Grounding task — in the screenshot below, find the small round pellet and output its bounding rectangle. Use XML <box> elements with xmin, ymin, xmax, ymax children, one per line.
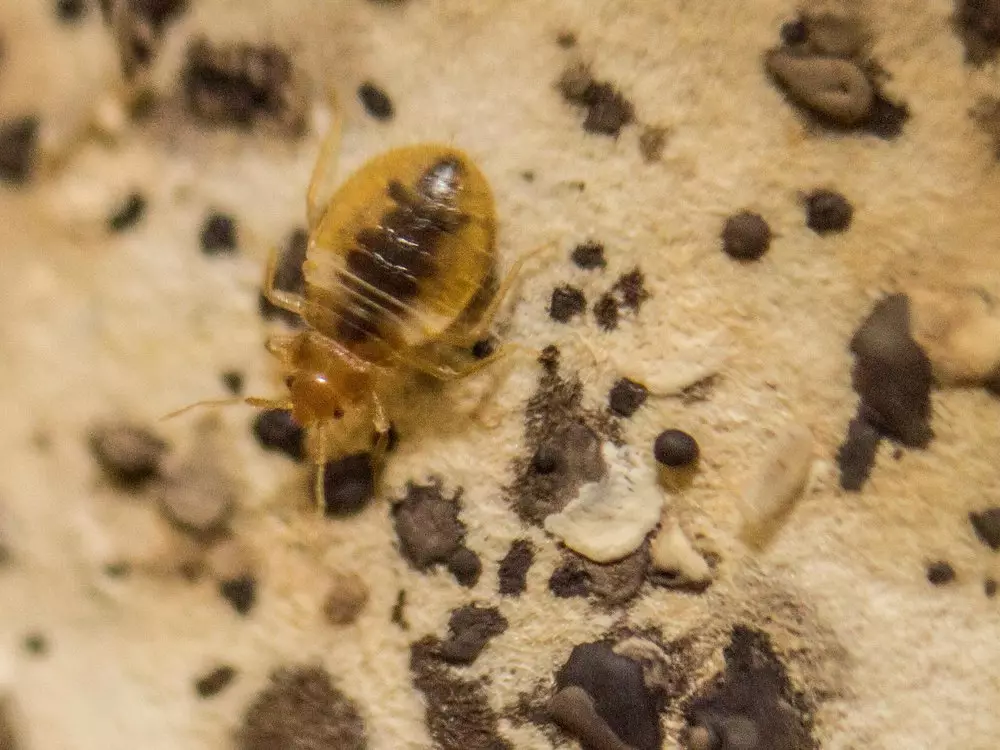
<box><xmin>653</xmin><ymin>429</ymin><xmax>700</xmax><ymax>468</ymax></box>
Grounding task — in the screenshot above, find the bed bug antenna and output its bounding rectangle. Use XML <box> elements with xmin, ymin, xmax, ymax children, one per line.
<box><xmin>161</xmin><ymin>396</ymin><xmax>291</xmax><ymax>421</ymax></box>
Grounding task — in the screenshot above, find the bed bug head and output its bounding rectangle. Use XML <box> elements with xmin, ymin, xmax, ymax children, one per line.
<box><xmin>281</xmin><ymin>332</ymin><xmax>372</xmax><ymax>429</ymax></box>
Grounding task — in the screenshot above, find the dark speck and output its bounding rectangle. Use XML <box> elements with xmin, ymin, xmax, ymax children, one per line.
<box><xmin>471</xmin><ymin>338</ymin><xmax>495</xmax><ymax>359</ymax></box>
<box><xmin>639</xmin><ymin>126</ymin><xmax>668</xmax><ymax>162</ymax></box>
<box><xmin>549</xmin><ymin>560</ymin><xmax>591</xmax><ymax>598</ymax></box>
<box><xmin>107</xmin><ymin>192</ymin><xmax>146</xmax><ymax>232</ymax></box>
<box><xmin>538</xmin><ymin>344</ymin><xmax>560</xmax><ymax>373</ymax></box>
<box><xmin>532</xmin><ymin>441</ymin><xmax>562</xmax><ymax>474</ymax></box>
<box><xmin>322</xmin><ymin>454</ymin><xmax>375</xmax><ymax>517</ymax></box>
<box><xmin>864</xmin><ymin>93</ymin><xmax>910</xmax><ymax>140</ymax></box>
<box><xmin>200</xmin><ymin>212</ymin><xmax>238</xmax><ymax>254</ymax></box>
<box><xmin>358</xmin><ymin>81</ymin><xmax>394</xmax><ymax>121</ymax></box>
<box><xmin>498</xmin><ymin>539</ymin><xmax>533</xmax><ymax>596</ymax></box>
<box><xmin>653</xmin><ymin>429</ymin><xmax>699</xmax><ymax>467</ymax></box>
<box><xmin>392</xmin><ymin>480</ymin><xmax>466</xmax><ymax>570</ymax></box>
<box><xmin>0</xmin><ymin>116</ymin><xmax>40</xmax><ymax>185</ymax></box>
<box><xmin>836</xmin><ymin>415</ymin><xmax>881</xmax><ymax>491</ymax></box>
<box><xmin>969</xmin><ymin>508</ymin><xmax>1000</xmax><ymax>551</ymax></box>
<box><xmin>221</xmin><ymin>370</ymin><xmax>244</xmax><ymax>395</ymax></box>
<box><xmin>252</xmin><ymin>409</ymin><xmax>305</xmax><ymax>462</ymax></box>
<box><xmin>805</xmin><ymin>189</ymin><xmax>853</xmax><ymax>234</ymax></box>
<box><xmin>103</xmin><ymin>560</ymin><xmax>131</xmax><ymax>578</ymax></box>
<box><xmin>195</xmin><ymin>665</ymin><xmax>237</xmax><ymax>698</ymax></box>
<box><xmin>439</xmin><ymin>604</ymin><xmax>508</xmax><ymax>665</ymax></box>
<box><xmin>611</xmin><ymin>268</ymin><xmax>649</xmax><ymax>312</ymax></box>
<box><xmin>390</xmin><ymin>590</ymin><xmax>408</xmax><ymax>629</ymax></box>
<box><xmin>556</xmin><ymin>31</ymin><xmax>577</xmax><ymax>48</ymax></box>
<box><xmin>55</xmin><ymin>0</ymin><xmax>87</xmax><ymax>23</ymax></box>
<box><xmin>549</xmin><ymin>285</ymin><xmax>586</xmax><ymax>323</ymax></box>
<box><xmin>608</xmin><ymin>378</ymin><xmax>648</xmax><ymax>417</ymax></box>
<box><xmin>446</xmin><ymin>547</ymin><xmax>482</xmax><ymax>588</ymax></box>
<box><xmin>594</xmin><ymin>293</ymin><xmax>619</xmax><ymax>330</ymax></box>
<box><xmin>220</xmin><ymin>575</ymin><xmax>256</xmax><ymax>615</ymax></box>
<box><xmin>582</xmin><ymin>83</ymin><xmax>635</xmax><ymax>137</ymax></box>
<box><xmin>23</xmin><ymin>632</ymin><xmax>48</xmax><ymax>656</ymax></box>
<box><xmin>926</xmin><ymin>561</ymin><xmax>955</xmax><ymax>586</ymax></box>
<box><xmin>722</xmin><ymin>211</ymin><xmax>771</xmax><ymax>261</ymax></box>
<box><xmin>986</xmin><ymin>578</ymin><xmax>997</xmax><ymax>598</ymax></box>
<box><xmin>780</xmin><ymin>19</ymin><xmax>808</xmax><ymax>45</ymax></box>
<box><xmin>571</xmin><ymin>241</ymin><xmax>606</xmax><ymax>270</ymax></box>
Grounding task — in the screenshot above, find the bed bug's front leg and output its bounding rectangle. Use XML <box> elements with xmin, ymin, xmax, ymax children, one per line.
<box><xmin>370</xmin><ymin>392</ymin><xmax>391</xmax><ymax>471</ymax></box>
<box><xmin>263</xmin><ymin>246</ymin><xmax>308</xmax><ymax>317</ymax></box>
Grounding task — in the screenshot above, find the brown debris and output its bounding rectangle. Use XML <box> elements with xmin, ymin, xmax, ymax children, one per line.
<box><xmin>557</xmin><ymin>62</ymin><xmax>635</xmax><ymax>137</ymax></box>
<box><xmin>323</xmin><ymin>573</ymin><xmax>370</xmax><ymax>625</ymax></box>
<box><xmin>89</xmin><ymin>420</ymin><xmax>169</xmax><ymax>487</ymax></box>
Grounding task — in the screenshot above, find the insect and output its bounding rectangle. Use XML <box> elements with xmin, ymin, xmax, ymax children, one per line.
<box><xmin>170</xmin><ymin>107</ymin><xmax>537</xmax><ymax>510</ymax></box>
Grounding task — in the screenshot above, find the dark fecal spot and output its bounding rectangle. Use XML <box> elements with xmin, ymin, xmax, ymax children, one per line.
<box><xmin>55</xmin><ymin>0</ymin><xmax>87</xmax><ymax>23</ymax></box>
<box><xmin>556</xmin><ymin>642</ymin><xmax>662</xmax><ymax>750</ymax></box>
<box><xmin>183</xmin><ymin>37</ymin><xmax>307</xmax><ymax>136</ymax></box>
<box><xmin>252</xmin><ymin>409</ymin><xmax>305</xmax><ymax>462</ymax></box>
<box><xmin>23</xmin><ymin>632</ymin><xmax>48</xmax><ymax>656</ymax></box>
<box><xmin>237</xmin><ymin>665</ymin><xmax>366</xmax><ymax>750</ymax></box>
<box><xmin>684</xmin><ymin>626</ymin><xmax>815</xmax><ymax>750</ymax></box>
<box><xmin>259</xmin><ymin>228</ymin><xmax>308</xmax><ymax>325</ymax></box>
<box><xmin>221</xmin><ymin>370</ymin><xmax>244</xmax><ymax>395</ymax></box>
<box><xmin>862</xmin><ymin>92</ymin><xmax>910</xmax><ymax>139</ymax></box>
<box><xmin>582</xmin><ymin>544</ymin><xmax>650</xmax><ymax>606</ymax></box>
<box><xmin>219</xmin><ymin>575</ymin><xmax>256</xmax><ymax>615</ymax></box>
<box><xmin>532</xmin><ymin>441</ymin><xmax>562</xmax><ymax>474</ymax></box>
<box><xmin>653</xmin><ymin>429</ymin><xmax>700</xmax><ymax>468</ymax></box>
<box><xmin>969</xmin><ymin>508</ymin><xmax>1000</xmax><ymax>550</ymax></box>
<box><xmin>722</xmin><ymin>211</ymin><xmax>771</xmax><ymax>261</ymax></box>
<box><xmin>390</xmin><ymin>589</ymin><xmax>408</xmax><ymax>629</ymax></box>
<box><xmin>195</xmin><ymin>665</ymin><xmax>237</xmax><ymax>698</ymax></box>
<box><xmin>107</xmin><ymin>192</ymin><xmax>146</xmax><ymax>232</ymax></box>
<box><xmin>836</xmin><ymin>414</ymin><xmax>881</xmax><ymax>491</ymax></box>
<box><xmin>639</xmin><ymin>125</ymin><xmax>668</xmax><ymax>162</ymax></box>
<box><xmin>926</xmin><ymin>561</ymin><xmax>955</xmax><ymax>586</ymax></box>
<box><xmin>594</xmin><ymin>293</ymin><xmax>619</xmax><ymax>330</ymax></box>
<box><xmin>571</xmin><ymin>241</ymin><xmax>607</xmax><ymax>270</ymax></box>
<box><xmin>446</xmin><ymin>546</ymin><xmax>482</xmax><ymax>588</ymax></box>
<box><xmin>549</xmin><ymin>285</ymin><xmax>587</xmax><ymax>323</ymax></box>
<box><xmin>103</xmin><ymin>560</ymin><xmax>131</xmax><ymax>578</ymax></box>
<box><xmin>556</xmin><ymin>30</ymin><xmax>577</xmax><ymax>48</ymax></box>
<box><xmin>322</xmin><ymin>454</ymin><xmax>375</xmax><ymax>517</ymax></box>
<box><xmin>521</xmin><ymin>169</ymin><xmax>535</xmax><ymax>182</ymax></box>
<box><xmin>608</xmin><ymin>378</ymin><xmax>648</xmax><ymax>418</ymax></box>
<box><xmin>357</xmin><ymin>81</ymin><xmax>394</xmax><ymax>121</ymax></box>
<box><xmin>848</xmin><ymin>294</ymin><xmax>933</xmax><ymax>448</ymax></box>
<box><xmin>557</xmin><ymin>62</ymin><xmax>635</xmax><ymax>137</ymax></box>
<box><xmin>549</xmin><ymin>559</ymin><xmax>591</xmax><ymax>598</ymax></box>
<box><xmin>557</xmin><ymin>62</ymin><xmax>596</xmax><ymax>105</ymax></box>
<box><xmin>780</xmin><ymin>18</ymin><xmax>808</xmax><ymax>45</ymax></box>
<box><xmin>410</xmin><ymin>637</ymin><xmax>512</xmax><ymax>749</ymax></box>
<box><xmin>0</xmin><ymin>116</ymin><xmax>41</xmax><ymax>184</ymax></box>
<box><xmin>611</xmin><ymin>268</ymin><xmax>649</xmax><ymax>312</ymax></box>
<box><xmin>986</xmin><ymin>578</ymin><xmax>997</xmax><ymax>598</ymax></box>
<box><xmin>89</xmin><ymin>421</ymin><xmax>168</xmax><ymax>487</ymax></box>
<box><xmin>200</xmin><ymin>212</ymin><xmax>238</xmax><ymax>254</ymax></box>
<box><xmin>439</xmin><ymin>604</ymin><xmax>508</xmax><ymax>665</ymax></box>
<box><xmin>954</xmin><ymin>0</ymin><xmax>1000</xmax><ymax>65</ymax></box>
<box><xmin>392</xmin><ymin>480</ymin><xmax>466</xmax><ymax>570</ymax></box>
<box><xmin>498</xmin><ymin>539</ymin><xmax>534</xmax><ymax>596</ymax></box>
<box><xmin>471</xmin><ymin>338</ymin><xmax>495</xmax><ymax>359</ymax></box>
<box><xmin>538</xmin><ymin>344</ymin><xmax>560</xmax><ymax>373</ymax></box>
<box><xmin>804</xmin><ymin>189</ymin><xmax>853</xmax><ymax>233</ymax></box>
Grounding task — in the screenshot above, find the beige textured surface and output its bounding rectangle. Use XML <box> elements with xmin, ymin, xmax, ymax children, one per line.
<box><xmin>2</xmin><ymin>0</ymin><xmax>1000</xmax><ymax>748</ymax></box>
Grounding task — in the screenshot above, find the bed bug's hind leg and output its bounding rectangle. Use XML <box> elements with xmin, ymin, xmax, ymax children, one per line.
<box><xmin>306</xmin><ymin>88</ymin><xmax>344</xmax><ymax>231</ymax></box>
<box><xmin>263</xmin><ymin>246</ymin><xmax>307</xmax><ymax>317</ymax></box>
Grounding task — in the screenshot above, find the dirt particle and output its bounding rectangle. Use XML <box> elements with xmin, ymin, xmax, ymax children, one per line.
<box><xmin>322</xmin><ymin>454</ymin><xmax>375</xmax><ymax>517</ymax></box>
<box><xmin>610</xmin><ymin>268</ymin><xmax>649</xmax><ymax>313</ymax></box>
<box><xmin>835</xmin><ymin>414</ymin><xmax>881</xmax><ymax>492</ymax></box>
<box><xmin>237</xmin><ymin>665</ymin><xmax>366</xmax><ymax>750</ymax></box>
<box><xmin>557</xmin><ymin>62</ymin><xmax>635</xmax><ymax>137</ymax></box>
<box><xmin>684</xmin><ymin>625</ymin><xmax>814</xmax><ymax>750</ymax></box>
<box><xmin>556</xmin><ymin>641</ymin><xmax>661</xmax><ymax>750</ymax></box>
<box><xmin>594</xmin><ymin>292</ymin><xmax>619</xmax><ymax>330</ymax></box>
<box><xmin>22</xmin><ymin>632</ymin><xmax>48</xmax><ymax>656</ymax></box>
<box><xmin>195</xmin><ymin>664</ymin><xmax>237</xmax><ymax>698</ymax></box>
<box><xmin>55</xmin><ymin>0</ymin><xmax>87</xmax><ymax>23</ymax></box>
<box><xmin>410</xmin><ymin>637</ymin><xmax>512</xmax><ymax>750</ymax></box>
<box><xmin>439</xmin><ymin>604</ymin><xmax>509</xmax><ymax>665</ymax></box>
<box><xmin>323</xmin><ymin>572</ymin><xmax>369</xmax><ymax>625</ymax></box>
<box><xmin>252</xmin><ymin>409</ymin><xmax>305</xmax><ymax>462</ymax></box>
<box><xmin>200</xmin><ymin>212</ymin><xmax>238</xmax><ymax>254</ymax></box>
<box><xmin>259</xmin><ymin>228</ymin><xmax>309</xmax><ymax>325</ymax></box>
<box><xmin>954</xmin><ymin>0</ymin><xmax>1000</xmax><ymax>65</ymax></box>
<box><xmin>722</xmin><ymin>211</ymin><xmax>771</xmax><ymax>261</ymax></box>
<box><xmin>550</xmin><ymin>285</ymin><xmax>587</xmax><ymax>323</ymax></box>
<box><xmin>219</xmin><ymin>574</ymin><xmax>256</xmax><ymax>615</ymax></box>
<box><xmin>804</xmin><ymin>189</ymin><xmax>853</xmax><ymax>234</ymax></box>
<box><xmin>571</xmin><ymin>241</ymin><xmax>607</xmax><ymax>270</ymax></box>
<box><xmin>638</xmin><ymin>125</ymin><xmax>668</xmax><ymax>162</ymax></box>
<box><xmin>183</xmin><ymin>37</ymin><xmax>307</xmax><ymax>136</ymax></box>
<box><xmin>969</xmin><ymin>507</ymin><xmax>1000</xmax><ymax>550</ymax></box>
<box><xmin>357</xmin><ymin>81</ymin><xmax>394</xmax><ymax>121</ymax></box>
<box><xmin>986</xmin><ymin>578</ymin><xmax>997</xmax><ymax>598</ymax></box>
<box><xmin>538</xmin><ymin>344</ymin><xmax>561</xmax><ymax>373</ymax></box>
<box><xmin>392</xmin><ymin>480</ymin><xmax>466</xmax><ymax>569</ymax></box>
<box><xmin>390</xmin><ymin>589</ymin><xmax>408</xmax><ymax>629</ymax></box>
<box><xmin>471</xmin><ymin>338</ymin><xmax>495</xmax><ymax>360</ymax></box>
<box><xmin>926</xmin><ymin>561</ymin><xmax>956</xmax><ymax>586</ymax></box>
<box><xmin>863</xmin><ymin>93</ymin><xmax>910</xmax><ymax>140</ymax></box>
<box><xmin>556</xmin><ymin>30</ymin><xmax>577</xmax><ymax>48</ymax></box>
<box><xmin>780</xmin><ymin>19</ymin><xmax>809</xmax><ymax>46</ymax></box>
<box><xmin>608</xmin><ymin>378</ymin><xmax>648</xmax><ymax>418</ymax></box>
<box><xmin>549</xmin><ymin>559</ymin><xmax>592</xmax><ymax>598</ymax></box>
<box><xmin>498</xmin><ymin>539</ymin><xmax>534</xmax><ymax>596</ymax></box>
<box><xmin>446</xmin><ymin>547</ymin><xmax>482</xmax><ymax>588</ymax></box>
<box><xmin>107</xmin><ymin>191</ymin><xmax>147</xmax><ymax>232</ymax></box>
<box><xmin>0</xmin><ymin>116</ymin><xmax>39</xmax><ymax>185</ymax></box>
<box><xmin>653</xmin><ymin>429</ymin><xmax>699</xmax><ymax>468</ymax></box>
<box><xmin>221</xmin><ymin>370</ymin><xmax>244</xmax><ymax>395</ymax></box>
<box><xmin>89</xmin><ymin>420</ymin><xmax>168</xmax><ymax>486</ymax></box>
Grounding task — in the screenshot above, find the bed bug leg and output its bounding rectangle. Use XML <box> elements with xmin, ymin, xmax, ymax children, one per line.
<box><xmin>306</xmin><ymin>88</ymin><xmax>344</xmax><ymax>230</ymax></box>
<box><xmin>263</xmin><ymin>246</ymin><xmax>307</xmax><ymax>317</ymax></box>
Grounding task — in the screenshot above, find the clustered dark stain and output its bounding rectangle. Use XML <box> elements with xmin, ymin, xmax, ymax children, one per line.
<box><xmin>504</xmin><ymin>348</ymin><xmax>620</xmax><ymax>525</ymax></box>
<box><xmin>550</xmin><ymin>545</ymin><xmax>651</xmax><ymax>606</ymax></box>
<box><xmin>107</xmin><ymin>192</ymin><xmax>147</xmax><ymax>232</ymax></box>
<box><xmin>236</xmin><ymin>664</ymin><xmax>366</xmax><ymax>750</ymax></box>
<box><xmin>555</xmin><ymin>641</ymin><xmax>662</xmax><ymax>750</ymax></box>
<box><xmin>357</xmin><ymin>81</ymin><xmax>395</xmax><ymax>121</ymax></box>
<box><xmin>571</xmin><ymin>241</ymin><xmax>607</xmax><ymax>270</ymax></box>
<box><xmin>252</xmin><ymin>409</ymin><xmax>305</xmax><ymax>462</ymax></box>
<box><xmin>593</xmin><ymin>293</ymin><xmax>619</xmax><ymax>331</ymax></box>
<box><xmin>183</xmin><ymin>37</ymin><xmax>307</xmax><ymax>136</ymax></box>
<box><xmin>445</xmin><ymin>547</ymin><xmax>482</xmax><ymax>588</ymax></box>
<box><xmin>926</xmin><ymin>561</ymin><xmax>956</xmax><ymax>586</ymax></box>
<box><xmin>89</xmin><ymin>421</ymin><xmax>169</xmax><ymax>487</ymax></box>
<box><xmin>195</xmin><ymin>664</ymin><xmax>237</xmax><ymax>698</ymax></box>
<box><xmin>684</xmin><ymin>625</ymin><xmax>816</xmax><ymax>750</ymax></box>
<box><xmin>219</xmin><ymin>574</ymin><xmax>257</xmax><ymax>615</ymax></box>
<box><xmin>804</xmin><ymin>189</ymin><xmax>853</xmax><ymax>234</ymax></box>
<box><xmin>722</xmin><ymin>211</ymin><xmax>771</xmax><ymax>261</ymax></box>
<box><xmin>439</xmin><ymin>604</ymin><xmax>509</xmax><ymax>665</ymax></box>
<box><xmin>221</xmin><ymin>370</ymin><xmax>245</xmax><ymax>395</ymax></box>
<box><xmin>836</xmin><ymin>294</ymin><xmax>933</xmax><ymax>492</ymax></box>
<box><xmin>549</xmin><ymin>285</ymin><xmax>587</xmax><ymax>323</ymax></box>
<box><xmin>953</xmin><ymin>0</ymin><xmax>1000</xmax><ymax>65</ymax></box>
<box><xmin>321</xmin><ymin>454</ymin><xmax>375</xmax><ymax>517</ymax></box>
<box><xmin>639</xmin><ymin>125</ymin><xmax>668</xmax><ymax>163</ymax></box>
<box><xmin>498</xmin><ymin>539</ymin><xmax>534</xmax><ymax>596</ymax></box>
<box><xmin>594</xmin><ymin>268</ymin><xmax>649</xmax><ymax>330</ymax></box>
<box><xmin>101</xmin><ymin>0</ymin><xmax>190</xmax><ymax>79</ymax></box>
<box><xmin>391</xmin><ymin>479</ymin><xmax>480</xmax><ymax>586</ymax></box>
<box><xmin>56</xmin><ymin>0</ymin><xmax>87</xmax><ymax>22</ymax></box>
<box><xmin>200</xmin><ymin>212</ymin><xmax>238</xmax><ymax>254</ymax></box>
<box><xmin>608</xmin><ymin>377</ymin><xmax>648</xmax><ymax>418</ymax></box>
<box><xmin>0</xmin><ymin>116</ymin><xmax>40</xmax><ymax>184</ymax></box>
<box><xmin>969</xmin><ymin>507</ymin><xmax>1000</xmax><ymax>550</ymax></box>
<box><xmin>557</xmin><ymin>62</ymin><xmax>635</xmax><ymax>137</ymax></box>
<box><xmin>549</xmin><ymin>558</ymin><xmax>591</xmax><ymax>598</ymax></box>
<box><xmin>410</xmin><ymin>637</ymin><xmax>512</xmax><ymax>750</ymax></box>
<box><xmin>259</xmin><ymin>228</ymin><xmax>309</xmax><ymax>325</ymax></box>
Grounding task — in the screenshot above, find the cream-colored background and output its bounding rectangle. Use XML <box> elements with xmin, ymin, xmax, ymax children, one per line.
<box><xmin>1</xmin><ymin>1</ymin><xmax>999</xmax><ymax>748</ymax></box>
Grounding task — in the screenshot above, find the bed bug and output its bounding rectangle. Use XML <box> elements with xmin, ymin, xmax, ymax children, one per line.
<box><xmin>169</xmin><ymin>103</ymin><xmax>538</xmax><ymax>510</ymax></box>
